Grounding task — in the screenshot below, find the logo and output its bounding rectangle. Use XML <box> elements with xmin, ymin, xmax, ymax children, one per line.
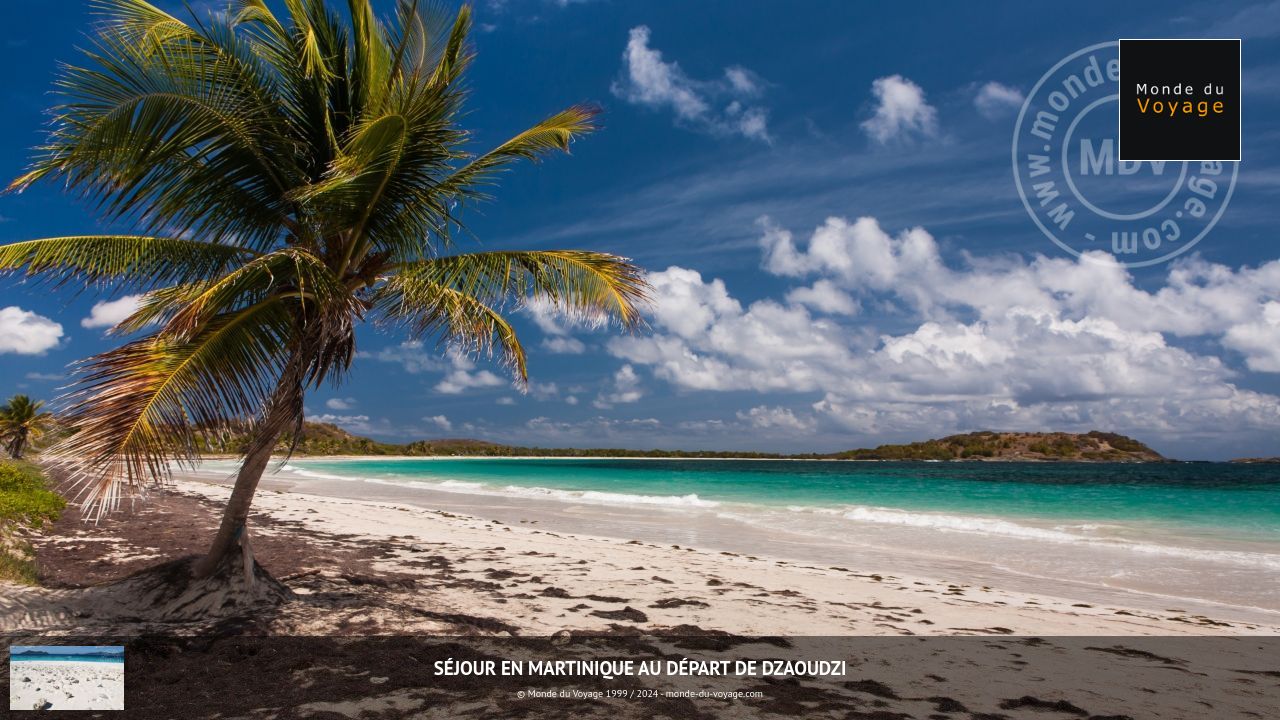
<box><xmin>1013</xmin><ymin>42</ymin><xmax>1238</xmax><ymax>268</ymax></box>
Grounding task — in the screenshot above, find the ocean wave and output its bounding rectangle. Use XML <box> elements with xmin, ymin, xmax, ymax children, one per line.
<box><xmin>496</xmin><ymin>484</ymin><xmax>718</xmax><ymax>508</ymax></box>
<box><xmin>784</xmin><ymin>504</ymin><xmax>1280</xmax><ymax>570</ymax></box>
<box><xmin>262</xmin><ymin>462</ymin><xmax>1276</xmax><ymax>569</ymax></box>
<box><xmin>275</xmin><ymin>464</ymin><xmax>718</xmax><ymax>508</ymax></box>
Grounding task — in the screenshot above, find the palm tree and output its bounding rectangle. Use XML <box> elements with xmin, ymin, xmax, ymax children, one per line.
<box><xmin>0</xmin><ymin>0</ymin><xmax>647</xmax><ymax>583</ymax></box>
<box><xmin>0</xmin><ymin>395</ymin><xmax>55</xmax><ymax>459</ymax></box>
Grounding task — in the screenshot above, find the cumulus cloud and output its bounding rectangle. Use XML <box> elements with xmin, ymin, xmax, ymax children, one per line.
<box><xmin>425</xmin><ymin>414</ymin><xmax>453</xmax><ymax>432</ymax></box>
<box><xmin>525</xmin><ymin>297</ymin><xmax>596</xmax><ymax>354</ymax></box>
<box><xmin>594</xmin><ymin>364</ymin><xmax>644</xmax><ymax>408</ymax></box>
<box><xmin>612</xmin><ymin>25</ymin><xmax>771</xmax><ymax>141</ymax></box>
<box><xmin>364</xmin><ymin>340</ymin><xmax>445</xmax><ymax>374</ymax></box>
<box><xmin>543</xmin><ymin>336</ymin><xmax>586</xmax><ymax>354</ymax></box>
<box><xmin>736</xmin><ymin>405</ymin><xmax>816</xmax><ymax>431</ymax></box>
<box><xmin>81</xmin><ymin>295</ymin><xmax>143</xmax><ymax>329</ymax></box>
<box><xmin>785</xmin><ymin>279</ymin><xmax>859</xmax><ymax>315</ymax></box>
<box><xmin>522</xmin><ymin>415</ymin><xmax>663</xmax><ymax>444</ymax></box>
<box><xmin>365</xmin><ymin>341</ymin><xmax>508</xmax><ymax>394</ymax></box>
<box><xmin>608</xmin><ymin>217</ymin><xmax>1280</xmax><ymax>449</ymax></box>
<box><xmin>1222</xmin><ymin>302</ymin><xmax>1280</xmax><ymax>371</ymax></box>
<box><xmin>861</xmin><ymin>75</ymin><xmax>938</xmax><ymax>143</ymax></box>
<box><xmin>435</xmin><ymin>351</ymin><xmax>506</xmax><ymax>394</ymax></box>
<box><xmin>325</xmin><ymin>397</ymin><xmax>356</xmax><ymax>411</ymax></box>
<box><xmin>0</xmin><ymin>306</ymin><xmax>64</xmax><ymax>355</ymax></box>
<box><xmin>974</xmin><ymin>81</ymin><xmax>1024</xmax><ymax>119</ymax></box>
<box><xmin>307</xmin><ymin>413</ymin><xmax>373</xmax><ymax>433</ymax></box>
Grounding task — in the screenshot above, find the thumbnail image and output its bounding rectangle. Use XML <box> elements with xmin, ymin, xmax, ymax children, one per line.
<box><xmin>8</xmin><ymin>645</ymin><xmax>124</xmax><ymax>711</ymax></box>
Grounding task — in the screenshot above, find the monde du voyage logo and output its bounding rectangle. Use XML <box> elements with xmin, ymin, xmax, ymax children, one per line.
<box><xmin>1013</xmin><ymin>40</ymin><xmax>1241</xmax><ymax>268</ymax></box>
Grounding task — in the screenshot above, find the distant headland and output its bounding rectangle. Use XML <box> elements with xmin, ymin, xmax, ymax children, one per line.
<box><xmin>198</xmin><ymin>424</ymin><xmax>1168</xmax><ymax>462</ymax></box>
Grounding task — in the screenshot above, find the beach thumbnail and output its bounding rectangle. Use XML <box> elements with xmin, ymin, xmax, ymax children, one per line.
<box><xmin>9</xmin><ymin>645</ymin><xmax>124</xmax><ymax>711</ymax></box>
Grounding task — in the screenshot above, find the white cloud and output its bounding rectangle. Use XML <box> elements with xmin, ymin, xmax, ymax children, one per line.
<box><xmin>435</xmin><ymin>350</ymin><xmax>506</xmax><ymax>394</ymax></box>
<box><xmin>593</xmin><ymin>364</ymin><xmax>645</xmax><ymax>408</ymax></box>
<box><xmin>736</xmin><ymin>405</ymin><xmax>816</xmax><ymax>431</ymax></box>
<box><xmin>724</xmin><ymin>66</ymin><xmax>762</xmax><ymax>96</ymax></box>
<box><xmin>366</xmin><ymin>342</ymin><xmax>508</xmax><ymax>394</ymax></box>
<box><xmin>785</xmin><ymin>279</ymin><xmax>859</xmax><ymax>315</ymax></box>
<box><xmin>974</xmin><ymin>81</ymin><xmax>1024</xmax><ymax>119</ymax></box>
<box><xmin>325</xmin><ymin>397</ymin><xmax>356</xmax><ymax>411</ymax></box>
<box><xmin>364</xmin><ymin>340</ymin><xmax>445</xmax><ymax>374</ymax></box>
<box><xmin>612</xmin><ymin>26</ymin><xmax>771</xmax><ymax>142</ymax></box>
<box><xmin>25</xmin><ymin>372</ymin><xmax>64</xmax><ymax>381</ymax></box>
<box><xmin>861</xmin><ymin>75</ymin><xmax>938</xmax><ymax>143</ymax></box>
<box><xmin>0</xmin><ymin>306</ymin><xmax>63</xmax><ymax>355</ymax></box>
<box><xmin>543</xmin><ymin>337</ymin><xmax>586</xmax><ymax>354</ymax></box>
<box><xmin>525</xmin><ymin>297</ymin><xmax>596</xmax><ymax>355</ymax></box>
<box><xmin>608</xmin><ymin>217</ymin><xmax>1280</xmax><ymax>449</ymax></box>
<box><xmin>308</xmin><ymin>413</ymin><xmax>372</xmax><ymax>431</ymax></box>
<box><xmin>523</xmin><ymin>415</ymin><xmax>663</xmax><ymax>443</ymax></box>
<box><xmin>81</xmin><ymin>294</ymin><xmax>143</xmax><ymax>329</ymax></box>
<box><xmin>425</xmin><ymin>414</ymin><xmax>453</xmax><ymax>432</ymax></box>
<box><xmin>496</xmin><ymin>396</ymin><xmax>517</xmax><ymax>406</ymax></box>
<box><xmin>1223</xmin><ymin>301</ymin><xmax>1280</xmax><ymax>371</ymax></box>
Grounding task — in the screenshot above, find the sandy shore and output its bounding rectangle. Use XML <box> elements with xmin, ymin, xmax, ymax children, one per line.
<box><xmin>2</xmin><ymin>471</ymin><xmax>1276</xmax><ymax>636</ymax></box>
<box><xmin>3</xmin><ymin>473</ymin><xmax>1278</xmax><ymax>718</ymax></box>
<box><xmin>152</xmin><ymin>476</ymin><xmax>1280</xmax><ymax>633</ymax></box>
<box><xmin>8</xmin><ymin>661</ymin><xmax>124</xmax><ymax>711</ymax></box>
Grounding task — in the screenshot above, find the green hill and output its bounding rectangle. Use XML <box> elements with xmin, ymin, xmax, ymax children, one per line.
<box><xmin>833</xmin><ymin>431</ymin><xmax>1163</xmax><ymax>462</ymax></box>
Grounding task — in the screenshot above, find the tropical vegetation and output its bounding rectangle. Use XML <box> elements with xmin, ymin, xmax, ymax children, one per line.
<box><xmin>0</xmin><ymin>0</ymin><xmax>647</xmax><ymax>584</ymax></box>
<box><xmin>0</xmin><ymin>460</ymin><xmax>64</xmax><ymax>583</ymax></box>
<box><xmin>0</xmin><ymin>395</ymin><xmax>55</xmax><ymax>459</ymax></box>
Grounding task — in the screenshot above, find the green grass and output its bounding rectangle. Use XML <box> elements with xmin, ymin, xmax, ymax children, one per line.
<box><xmin>0</xmin><ymin>460</ymin><xmax>65</xmax><ymax>584</ymax></box>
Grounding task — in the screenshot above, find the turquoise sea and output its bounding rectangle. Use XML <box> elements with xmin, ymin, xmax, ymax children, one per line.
<box><xmin>10</xmin><ymin>647</ymin><xmax>124</xmax><ymax>664</ymax></box>
<box><xmin>287</xmin><ymin>458</ymin><xmax>1280</xmax><ymax>544</ymax></box>
<box><xmin>222</xmin><ymin>457</ymin><xmax>1280</xmax><ymax>613</ymax></box>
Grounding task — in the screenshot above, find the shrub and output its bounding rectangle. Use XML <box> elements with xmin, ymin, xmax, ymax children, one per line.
<box><xmin>0</xmin><ymin>461</ymin><xmax>65</xmax><ymax>529</ymax></box>
<box><xmin>0</xmin><ymin>461</ymin><xmax>64</xmax><ymax>584</ymax></box>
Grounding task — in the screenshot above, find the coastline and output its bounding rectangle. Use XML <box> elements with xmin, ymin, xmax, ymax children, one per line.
<box><xmin>173</xmin><ymin>473</ymin><xmax>1280</xmax><ymax>633</ymax></box>
<box><xmin>198</xmin><ymin>453</ymin><xmax>1178</xmax><ymax>463</ymax></box>
<box><xmin>5</xmin><ymin>466</ymin><xmax>1275</xmax><ymax>638</ymax></box>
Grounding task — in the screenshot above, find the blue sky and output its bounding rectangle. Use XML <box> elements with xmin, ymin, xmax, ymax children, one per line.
<box><xmin>3</xmin><ymin>1</ymin><xmax>1280</xmax><ymax>459</ymax></box>
<box><xmin>11</xmin><ymin>646</ymin><xmax>123</xmax><ymax>655</ymax></box>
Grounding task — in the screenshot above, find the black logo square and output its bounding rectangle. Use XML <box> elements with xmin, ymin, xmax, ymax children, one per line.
<box><xmin>1119</xmin><ymin>39</ymin><xmax>1240</xmax><ymax>161</ymax></box>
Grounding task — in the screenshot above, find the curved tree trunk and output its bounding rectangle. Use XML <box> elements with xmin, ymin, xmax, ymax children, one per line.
<box><xmin>10</xmin><ymin>431</ymin><xmax>27</xmax><ymax>459</ymax></box>
<box><xmin>191</xmin><ymin>348</ymin><xmax>308</xmax><ymax>579</ymax></box>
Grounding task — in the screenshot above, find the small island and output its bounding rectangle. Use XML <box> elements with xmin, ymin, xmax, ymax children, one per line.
<box><xmin>832</xmin><ymin>431</ymin><xmax>1165</xmax><ymax>462</ymax></box>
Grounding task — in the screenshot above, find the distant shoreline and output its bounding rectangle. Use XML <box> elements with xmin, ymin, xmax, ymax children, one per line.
<box><xmin>202</xmin><ymin>454</ymin><xmax>1192</xmax><ymax>463</ymax></box>
<box><xmin>200</xmin><ymin>427</ymin><xmax>1175</xmax><ymax>462</ymax></box>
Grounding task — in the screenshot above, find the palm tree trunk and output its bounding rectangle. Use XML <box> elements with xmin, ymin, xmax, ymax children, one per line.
<box><xmin>191</xmin><ymin>349</ymin><xmax>307</xmax><ymax>579</ymax></box>
<box><xmin>11</xmin><ymin>431</ymin><xmax>26</xmax><ymax>459</ymax></box>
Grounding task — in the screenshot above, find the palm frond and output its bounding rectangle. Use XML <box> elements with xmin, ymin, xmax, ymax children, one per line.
<box><xmin>438</xmin><ymin>104</ymin><xmax>600</xmax><ymax>199</ymax></box>
<box><xmin>0</xmin><ymin>235</ymin><xmax>256</xmax><ymax>292</ymax></box>
<box><xmin>377</xmin><ymin>282</ymin><xmax>527</xmax><ymax>381</ymax></box>
<box><xmin>11</xmin><ymin>1</ymin><xmax>301</xmax><ymax>248</ymax></box>
<box><xmin>153</xmin><ymin>247</ymin><xmax>353</xmax><ymax>340</ymax></box>
<box><xmin>51</xmin><ymin>299</ymin><xmax>299</xmax><ymax>517</ymax></box>
<box><xmin>374</xmin><ymin>250</ymin><xmax>648</xmax><ymax>382</ymax></box>
<box><xmin>389</xmin><ymin>250</ymin><xmax>648</xmax><ymax>324</ymax></box>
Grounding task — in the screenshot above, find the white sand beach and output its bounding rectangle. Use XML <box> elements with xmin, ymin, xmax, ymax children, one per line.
<box><xmin>171</xmin><ymin>472</ymin><xmax>1280</xmax><ymax>636</ymax></box>
<box><xmin>8</xmin><ymin>661</ymin><xmax>124</xmax><ymax>711</ymax></box>
<box><xmin>3</xmin><ymin>470</ymin><xmax>1278</xmax><ymax>719</ymax></box>
<box><xmin>4</xmin><ymin>469</ymin><xmax>1278</xmax><ymax>638</ymax></box>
